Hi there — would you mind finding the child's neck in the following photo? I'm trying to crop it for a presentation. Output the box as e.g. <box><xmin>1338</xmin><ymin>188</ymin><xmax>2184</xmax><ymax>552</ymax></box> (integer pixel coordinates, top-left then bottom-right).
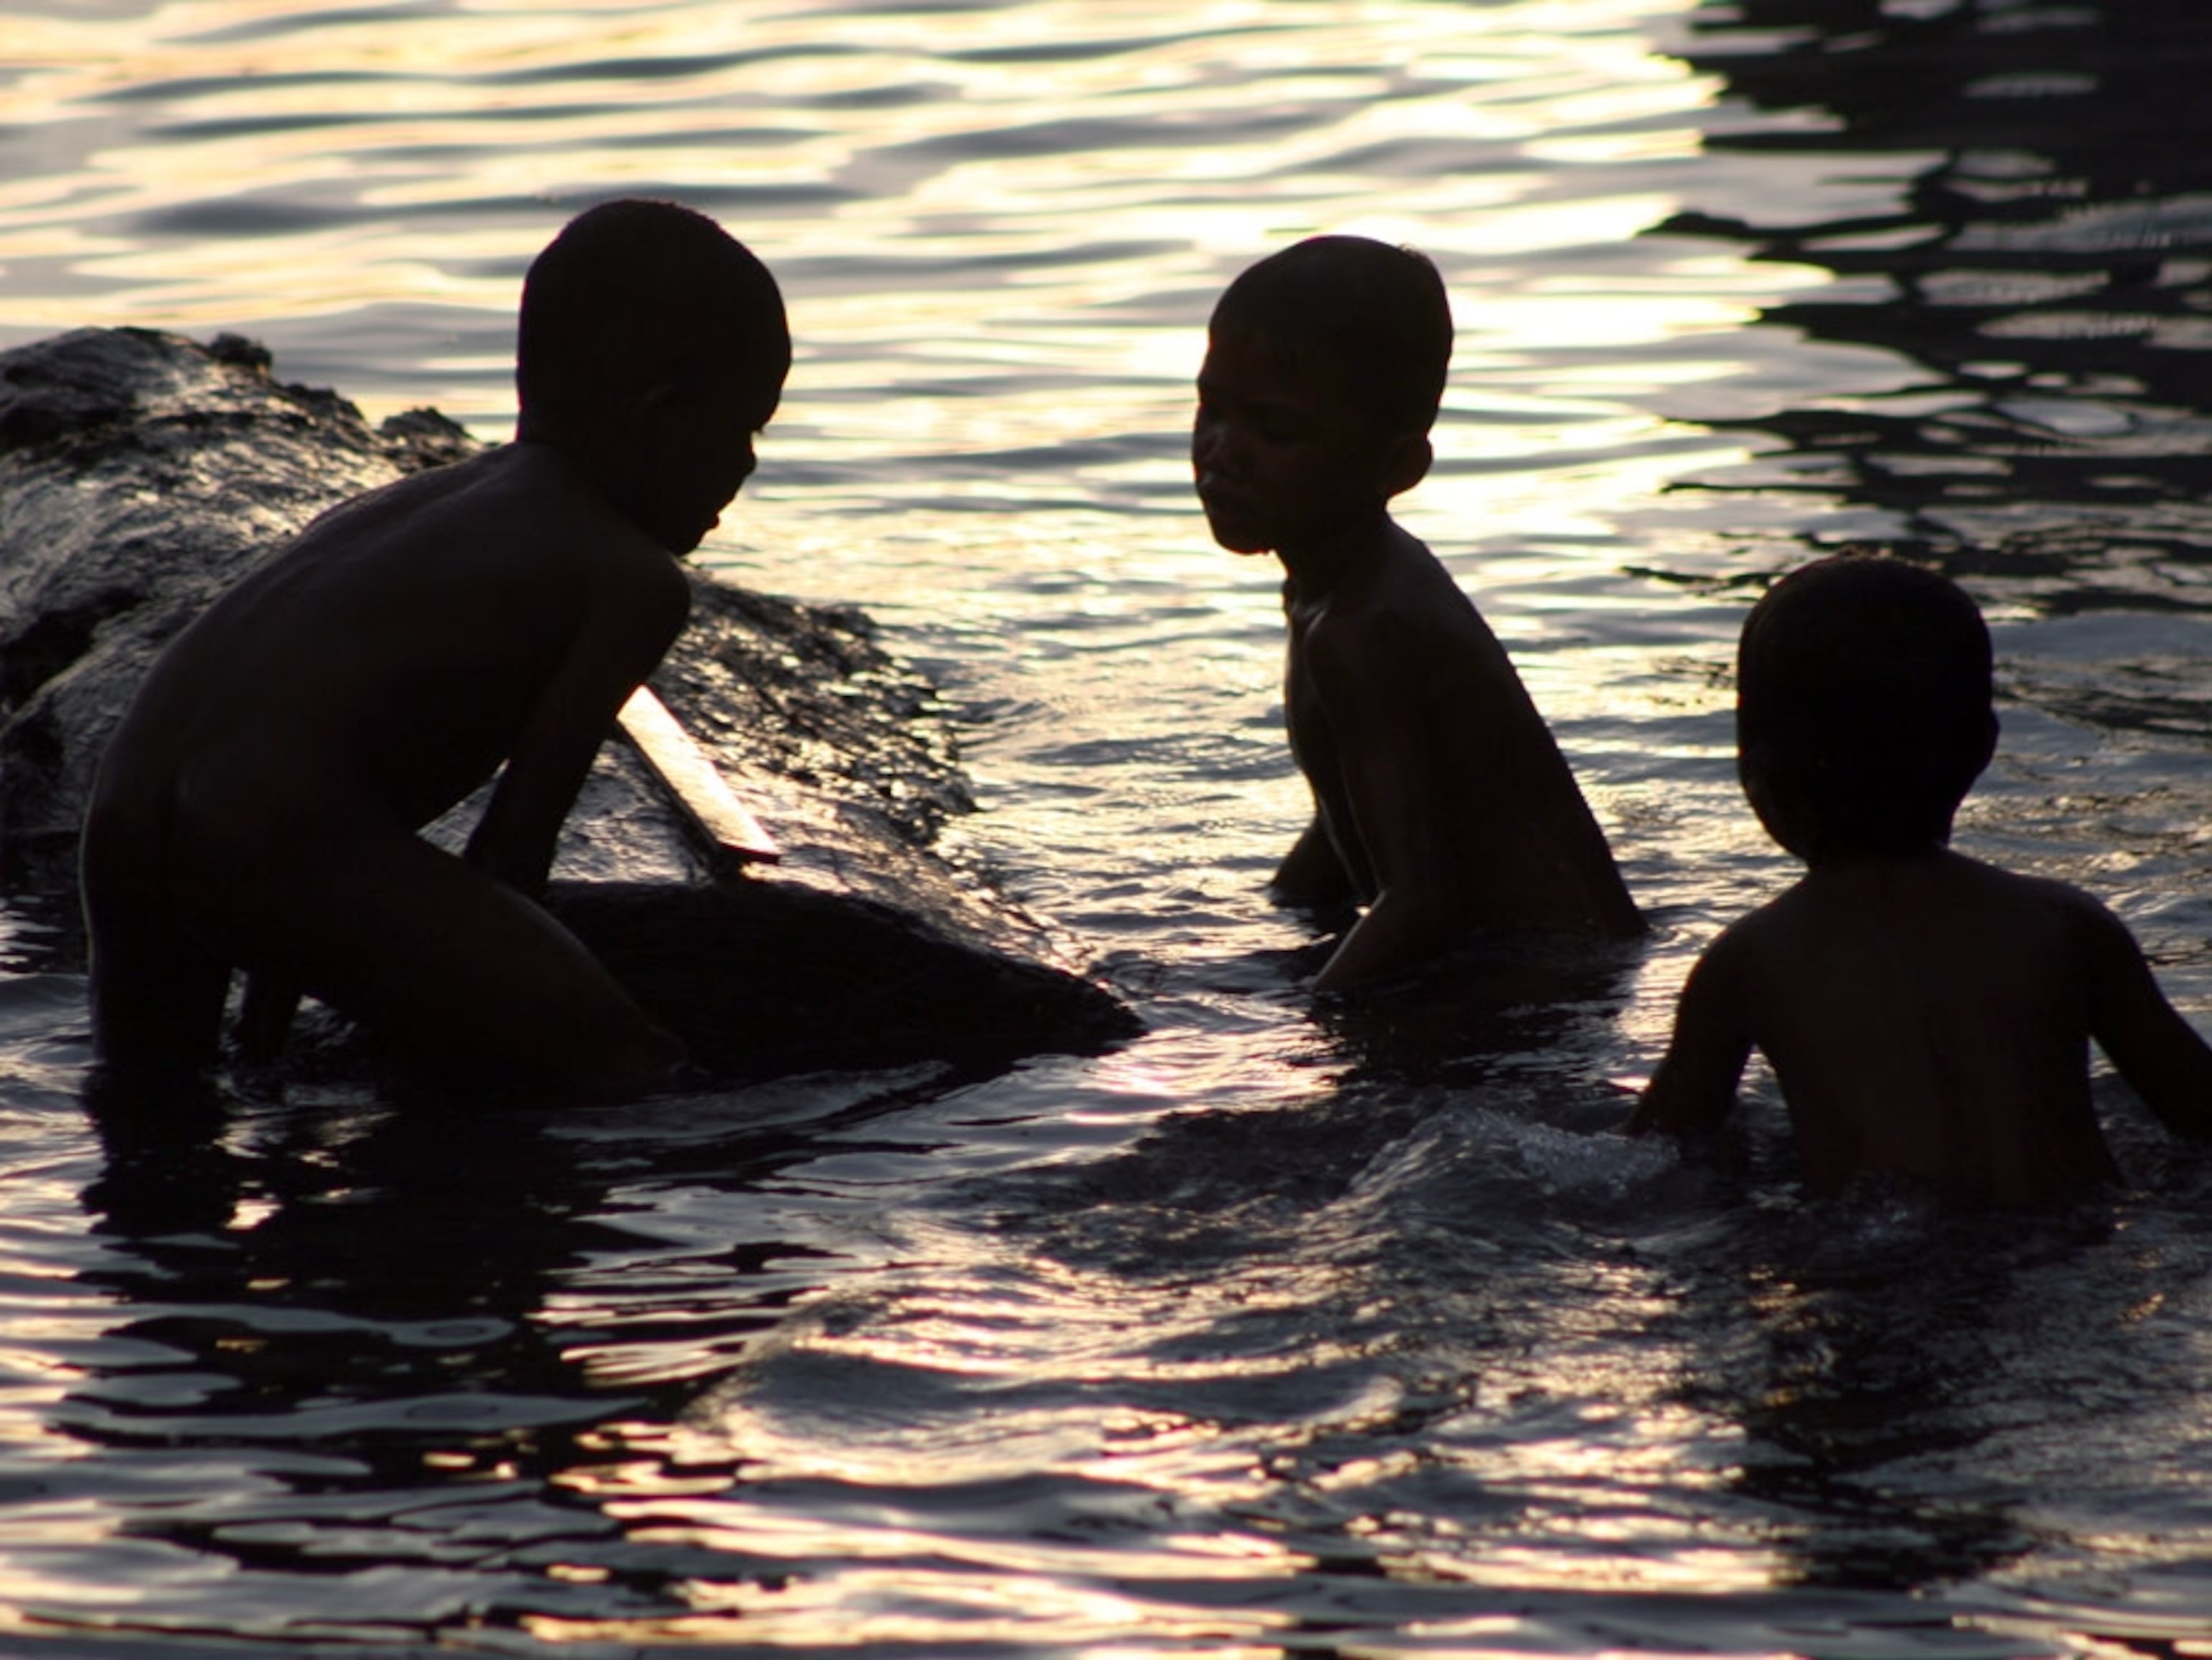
<box><xmin>1803</xmin><ymin>842</ymin><xmax>1954</xmax><ymax>876</ymax></box>
<box><xmin>512</xmin><ymin>423</ymin><xmax>688</xmax><ymax>552</ymax></box>
<box><xmin>1276</xmin><ymin>506</ymin><xmax>1394</xmax><ymax>594</ymax></box>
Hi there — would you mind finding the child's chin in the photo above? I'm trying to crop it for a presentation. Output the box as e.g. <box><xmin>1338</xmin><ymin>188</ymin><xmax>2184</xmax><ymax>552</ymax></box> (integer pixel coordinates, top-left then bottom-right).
<box><xmin>1202</xmin><ymin>515</ymin><xmax>1273</xmax><ymax>555</ymax></box>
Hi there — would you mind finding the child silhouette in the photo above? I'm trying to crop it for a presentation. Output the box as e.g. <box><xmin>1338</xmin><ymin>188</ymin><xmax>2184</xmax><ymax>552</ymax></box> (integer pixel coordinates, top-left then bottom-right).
<box><xmin>1631</xmin><ymin>554</ymin><xmax>2212</xmax><ymax>1202</ymax></box>
<box><xmin>1193</xmin><ymin>236</ymin><xmax>1639</xmax><ymax>992</ymax></box>
<box><xmin>82</xmin><ymin>199</ymin><xmax>788</xmax><ymax>1096</ymax></box>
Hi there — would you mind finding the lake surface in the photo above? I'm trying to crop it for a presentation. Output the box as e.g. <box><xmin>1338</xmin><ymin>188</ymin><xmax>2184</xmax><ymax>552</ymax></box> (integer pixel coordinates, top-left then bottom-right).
<box><xmin>6</xmin><ymin>0</ymin><xmax>2212</xmax><ymax>1652</ymax></box>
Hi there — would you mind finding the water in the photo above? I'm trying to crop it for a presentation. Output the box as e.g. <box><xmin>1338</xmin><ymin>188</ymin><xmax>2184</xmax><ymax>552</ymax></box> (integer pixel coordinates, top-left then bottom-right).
<box><xmin>5</xmin><ymin>0</ymin><xmax>2212</xmax><ymax>1651</ymax></box>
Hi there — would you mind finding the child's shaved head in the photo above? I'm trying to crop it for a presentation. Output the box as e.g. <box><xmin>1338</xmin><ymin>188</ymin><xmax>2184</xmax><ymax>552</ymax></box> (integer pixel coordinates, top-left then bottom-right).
<box><xmin>517</xmin><ymin>198</ymin><xmax>789</xmax><ymax>443</ymax></box>
<box><xmin>1737</xmin><ymin>553</ymin><xmax>1997</xmax><ymax>862</ymax></box>
<box><xmin>1210</xmin><ymin>235</ymin><xmax>1452</xmax><ymax>437</ymax></box>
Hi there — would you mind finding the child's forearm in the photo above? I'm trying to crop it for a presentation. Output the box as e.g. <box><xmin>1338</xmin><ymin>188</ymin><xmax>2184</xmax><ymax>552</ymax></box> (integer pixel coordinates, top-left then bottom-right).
<box><xmin>1627</xmin><ymin>949</ymin><xmax>1753</xmax><ymax>1137</ymax></box>
<box><xmin>2099</xmin><ymin>994</ymin><xmax>2212</xmax><ymax>1140</ymax></box>
<box><xmin>1311</xmin><ymin>890</ymin><xmax>1437</xmax><ymax>993</ymax></box>
<box><xmin>465</xmin><ymin>753</ymin><xmax>590</xmax><ymax>898</ymax></box>
<box><xmin>1271</xmin><ymin>816</ymin><xmax>1357</xmax><ymax>907</ymax></box>
<box><xmin>1624</xmin><ymin>1060</ymin><xmax>1725</xmax><ymax>1137</ymax></box>
<box><xmin>464</xmin><ymin>814</ymin><xmax>559</xmax><ymax>899</ymax></box>
<box><xmin>2083</xmin><ymin>901</ymin><xmax>2212</xmax><ymax>1138</ymax></box>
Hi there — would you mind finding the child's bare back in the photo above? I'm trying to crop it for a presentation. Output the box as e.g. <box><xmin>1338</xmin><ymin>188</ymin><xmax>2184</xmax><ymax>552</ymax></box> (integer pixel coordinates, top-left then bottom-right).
<box><xmin>82</xmin><ymin>200</ymin><xmax>788</xmax><ymax>1096</ymax></box>
<box><xmin>1631</xmin><ymin>555</ymin><xmax>2212</xmax><ymax>1204</ymax></box>
<box><xmin>1637</xmin><ymin>849</ymin><xmax>2212</xmax><ymax>1201</ymax></box>
<box><xmin>104</xmin><ymin>447</ymin><xmax>682</xmax><ymax>859</ymax></box>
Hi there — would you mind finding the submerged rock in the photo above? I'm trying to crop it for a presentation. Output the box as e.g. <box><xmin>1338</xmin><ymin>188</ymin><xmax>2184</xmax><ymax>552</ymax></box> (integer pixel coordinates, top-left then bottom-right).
<box><xmin>0</xmin><ymin>327</ymin><xmax>1135</xmax><ymax>1081</ymax></box>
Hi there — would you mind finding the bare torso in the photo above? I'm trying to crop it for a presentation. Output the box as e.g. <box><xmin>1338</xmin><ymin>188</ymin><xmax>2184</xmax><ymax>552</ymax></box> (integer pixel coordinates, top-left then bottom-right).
<box><xmin>1707</xmin><ymin>853</ymin><xmax>2120</xmax><ymax>1199</ymax></box>
<box><xmin>92</xmin><ymin>443</ymin><xmax>689</xmax><ymax>878</ymax></box>
<box><xmin>1280</xmin><ymin>520</ymin><xmax>1638</xmax><ymax>962</ymax></box>
<box><xmin>81</xmin><ymin>439</ymin><xmax>695</xmax><ymax>1091</ymax></box>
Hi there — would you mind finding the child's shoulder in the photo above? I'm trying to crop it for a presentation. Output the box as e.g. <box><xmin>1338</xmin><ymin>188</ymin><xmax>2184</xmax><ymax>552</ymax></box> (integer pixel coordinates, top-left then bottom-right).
<box><xmin>1330</xmin><ymin>525</ymin><xmax>1498</xmax><ymax>646</ymax></box>
<box><xmin>1693</xmin><ymin>885</ymin><xmax>1797</xmax><ymax>980</ymax></box>
<box><xmin>341</xmin><ymin>443</ymin><xmax>673</xmax><ymax>577</ymax></box>
<box><xmin>1368</xmin><ymin>519</ymin><xmax>1463</xmax><ymax>590</ymax></box>
<box><xmin>1928</xmin><ymin>850</ymin><xmax>2118</xmax><ymax>931</ymax></box>
<box><xmin>1775</xmin><ymin>848</ymin><xmax>2093</xmax><ymax>908</ymax></box>
<box><xmin>1730</xmin><ymin>849</ymin><xmax>2122</xmax><ymax>974</ymax></box>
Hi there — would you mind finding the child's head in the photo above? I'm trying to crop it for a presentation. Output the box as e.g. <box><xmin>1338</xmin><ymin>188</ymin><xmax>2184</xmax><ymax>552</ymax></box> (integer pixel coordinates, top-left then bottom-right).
<box><xmin>516</xmin><ymin>200</ymin><xmax>788</xmax><ymax>547</ymax></box>
<box><xmin>1194</xmin><ymin>236</ymin><xmax>1450</xmax><ymax>556</ymax></box>
<box><xmin>518</xmin><ymin>199</ymin><xmax>788</xmax><ymax>440</ymax></box>
<box><xmin>1209</xmin><ymin>235</ymin><xmax>1451</xmax><ymax>438</ymax></box>
<box><xmin>1736</xmin><ymin>554</ymin><xmax>1997</xmax><ymax>864</ymax></box>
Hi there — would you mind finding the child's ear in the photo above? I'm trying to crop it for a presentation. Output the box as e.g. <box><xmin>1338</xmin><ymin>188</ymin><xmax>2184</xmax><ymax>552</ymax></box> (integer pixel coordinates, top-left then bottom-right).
<box><xmin>629</xmin><ymin>379</ymin><xmax>683</xmax><ymax>434</ymax></box>
<box><xmin>1378</xmin><ymin>432</ymin><xmax>1432</xmax><ymax>498</ymax></box>
<box><xmin>625</xmin><ymin>381</ymin><xmax>701</xmax><ymax>477</ymax></box>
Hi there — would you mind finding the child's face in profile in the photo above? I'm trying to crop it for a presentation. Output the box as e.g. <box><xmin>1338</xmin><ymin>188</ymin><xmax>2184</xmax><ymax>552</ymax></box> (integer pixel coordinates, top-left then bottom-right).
<box><xmin>1193</xmin><ymin>325</ymin><xmax>1392</xmax><ymax>557</ymax></box>
<box><xmin>637</xmin><ymin>367</ymin><xmax>784</xmax><ymax>553</ymax></box>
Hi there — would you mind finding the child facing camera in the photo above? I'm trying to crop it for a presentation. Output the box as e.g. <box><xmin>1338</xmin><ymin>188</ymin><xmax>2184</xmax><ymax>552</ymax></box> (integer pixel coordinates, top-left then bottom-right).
<box><xmin>1629</xmin><ymin>554</ymin><xmax>2212</xmax><ymax>1204</ymax></box>
<box><xmin>1193</xmin><ymin>235</ymin><xmax>1640</xmax><ymax>993</ymax></box>
<box><xmin>82</xmin><ymin>199</ymin><xmax>789</xmax><ymax>1098</ymax></box>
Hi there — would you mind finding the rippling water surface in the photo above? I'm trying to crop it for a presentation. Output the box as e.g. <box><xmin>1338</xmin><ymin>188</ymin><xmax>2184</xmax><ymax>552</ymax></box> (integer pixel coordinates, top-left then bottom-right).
<box><xmin>7</xmin><ymin>1</ymin><xmax>2212</xmax><ymax>1653</ymax></box>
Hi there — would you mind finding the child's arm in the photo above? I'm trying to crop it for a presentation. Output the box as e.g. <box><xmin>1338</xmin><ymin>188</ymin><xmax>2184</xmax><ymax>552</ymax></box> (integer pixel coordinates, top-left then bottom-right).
<box><xmin>1271</xmin><ymin>816</ymin><xmax>1358</xmax><ymax>908</ymax></box>
<box><xmin>2080</xmin><ymin>897</ymin><xmax>2212</xmax><ymax>1140</ymax></box>
<box><xmin>1626</xmin><ymin>939</ymin><xmax>1755</xmax><ymax>1138</ymax></box>
<box><xmin>1300</xmin><ymin>616</ymin><xmax>1457</xmax><ymax>992</ymax></box>
<box><xmin>466</xmin><ymin>564</ymin><xmax>691</xmax><ymax>899</ymax></box>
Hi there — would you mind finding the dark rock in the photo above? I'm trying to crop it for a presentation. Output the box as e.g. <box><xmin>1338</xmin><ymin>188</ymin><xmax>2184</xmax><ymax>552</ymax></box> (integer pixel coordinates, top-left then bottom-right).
<box><xmin>0</xmin><ymin>327</ymin><xmax>1135</xmax><ymax>1082</ymax></box>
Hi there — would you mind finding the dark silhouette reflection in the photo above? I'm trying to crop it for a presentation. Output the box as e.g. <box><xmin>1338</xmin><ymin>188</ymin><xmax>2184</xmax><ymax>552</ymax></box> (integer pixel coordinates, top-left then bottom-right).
<box><xmin>1663</xmin><ymin>0</ymin><xmax>2212</xmax><ymax>614</ymax></box>
<box><xmin>1645</xmin><ymin>1181</ymin><xmax>2126</xmax><ymax>1594</ymax></box>
<box><xmin>1310</xmin><ymin>932</ymin><xmax>1640</xmax><ymax>1097</ymax></box>
<box><xmin>1639</xmin><ymin>1086</ymin><xmax>2212</xmax><ymax>1600</ymax></box>
<box><xmin>58</xmin><ymin>1078</ymin><xmax>930</xmax><ymax>1641</ymax></box>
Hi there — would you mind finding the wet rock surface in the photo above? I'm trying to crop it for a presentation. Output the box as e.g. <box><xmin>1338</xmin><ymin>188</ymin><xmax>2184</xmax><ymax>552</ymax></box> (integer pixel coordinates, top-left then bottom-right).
<box><xmin>0</xmin><ymin>327</ymin><xmax>1134</xmax><ymax>1081</ymax></box>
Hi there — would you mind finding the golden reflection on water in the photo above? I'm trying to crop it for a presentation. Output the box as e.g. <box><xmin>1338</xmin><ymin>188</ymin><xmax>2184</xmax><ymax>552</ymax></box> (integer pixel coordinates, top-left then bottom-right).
<box><xmin>0</xmin><ymin>0</ymin><xmax>1766</xmax><ymax>929</ymax></box>
<box><xmin>523</xmin><ymin>1589</ymin><xmax>1295</xmax><ymax>1653</ymax></box>
<box><xmin>0</xmin><ymin>0</ymin><xmax>1750</xmax><ymax>451</ymax></box>
<box><xmin>518</xmin><ymin>1161</ymin><xmax>1786</xmax><ymax>1636</ymax></box>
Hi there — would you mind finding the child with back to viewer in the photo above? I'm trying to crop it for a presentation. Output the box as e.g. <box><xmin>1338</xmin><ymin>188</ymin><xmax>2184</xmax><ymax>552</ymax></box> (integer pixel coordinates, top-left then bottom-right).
<box><xmin>1192</xmin><ymin>235</ymin><xmax>1641</xmax><ymax>992</ymax></box>
<box><xmin>81</xmin><ymin>198</ymin><xmax>789</xmax><ymax>1098</ymax></box>
<box><xmin>1628</xmin><ymin>553</ymin><xmax>2212</xmax><ymax>1204</ymax></box>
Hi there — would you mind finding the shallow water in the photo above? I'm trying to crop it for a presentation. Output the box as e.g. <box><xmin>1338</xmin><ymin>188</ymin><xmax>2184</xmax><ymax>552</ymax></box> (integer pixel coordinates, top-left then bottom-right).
<box><xmin>6</xmin><ymin>0</ymin><xmax>2212</xmax><ymax>1652</ymax></box>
